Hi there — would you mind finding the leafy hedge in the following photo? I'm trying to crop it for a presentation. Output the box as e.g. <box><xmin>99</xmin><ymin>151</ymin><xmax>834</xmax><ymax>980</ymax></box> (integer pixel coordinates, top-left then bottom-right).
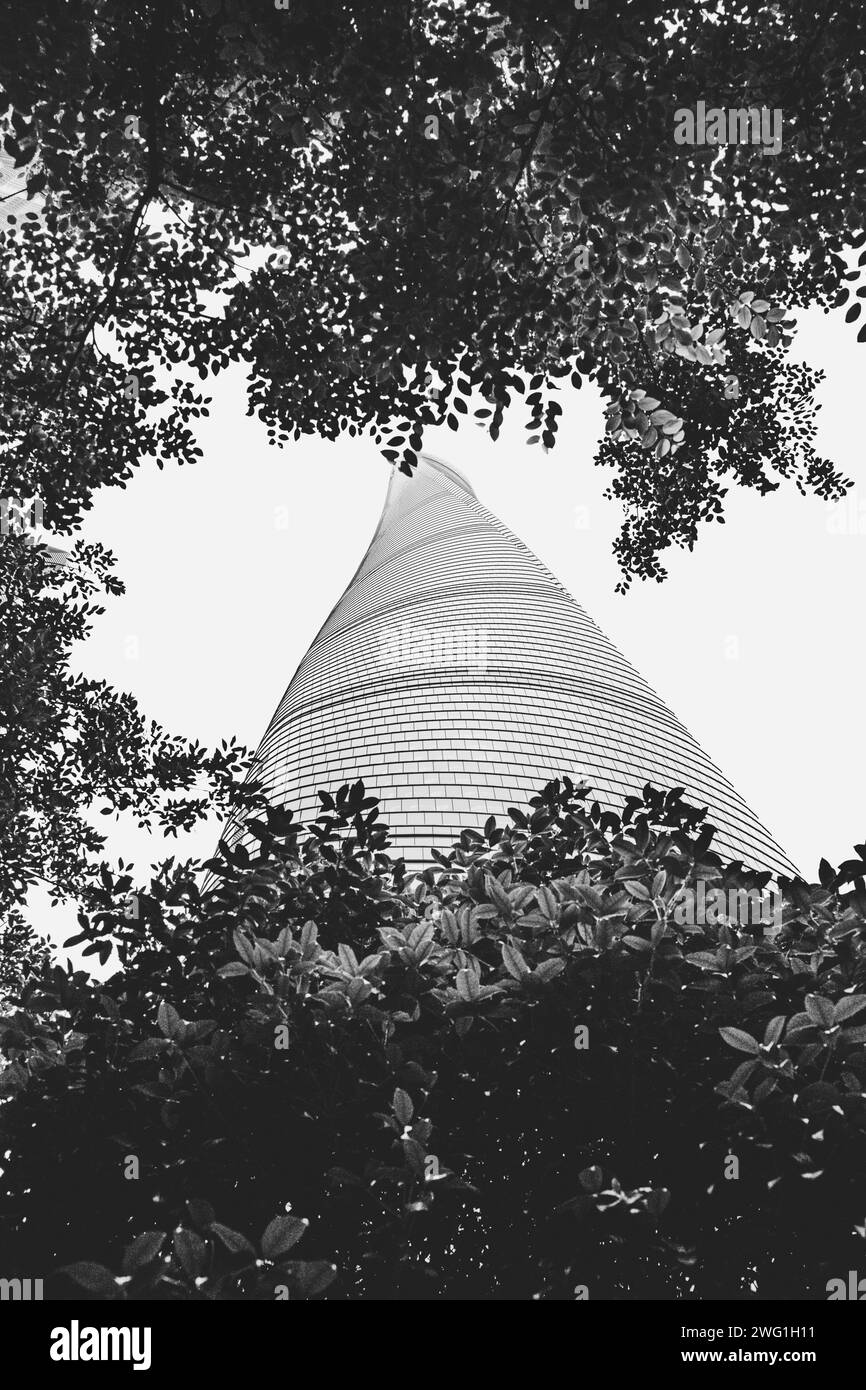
<box><xmin>2</xmin><ymin>777</ymin><xmax>866</xmax><ymax>1300</ymax></box>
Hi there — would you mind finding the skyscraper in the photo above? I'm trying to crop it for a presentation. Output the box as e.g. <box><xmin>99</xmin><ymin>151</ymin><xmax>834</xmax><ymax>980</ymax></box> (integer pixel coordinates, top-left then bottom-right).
<box><xmin>239</xmin><ymin>453</ymin><xmax>796</xmax><ymax>876</ymax></box>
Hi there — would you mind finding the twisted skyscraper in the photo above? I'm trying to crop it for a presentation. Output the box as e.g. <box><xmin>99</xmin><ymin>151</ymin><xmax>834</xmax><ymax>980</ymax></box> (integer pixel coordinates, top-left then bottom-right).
<box><xmin>240</xmin><ymin>454</ymin><xmax>796</xmax><ymax>876</ymax></box>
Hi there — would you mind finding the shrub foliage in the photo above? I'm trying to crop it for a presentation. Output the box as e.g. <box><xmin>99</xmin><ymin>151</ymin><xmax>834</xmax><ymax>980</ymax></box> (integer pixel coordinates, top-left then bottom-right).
<box><xmin>2</xmin><ymin>778</ymin><xmax>866</xmax><ymax>1300</ymax></box>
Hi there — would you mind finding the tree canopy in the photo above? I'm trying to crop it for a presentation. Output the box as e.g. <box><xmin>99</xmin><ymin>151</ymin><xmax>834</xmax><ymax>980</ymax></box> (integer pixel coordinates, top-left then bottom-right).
<box><xmin>0</xmin><ymin>0</ymin><xmax>863</xmax><ymax>588</ymax></box>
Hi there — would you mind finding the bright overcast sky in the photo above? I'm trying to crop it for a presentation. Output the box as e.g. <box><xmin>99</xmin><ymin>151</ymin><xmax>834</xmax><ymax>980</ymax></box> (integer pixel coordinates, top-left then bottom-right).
<box><xmin>29</xmin><ymin>300</ymin><xmax>865</xmax><ymax>950</ymax></box>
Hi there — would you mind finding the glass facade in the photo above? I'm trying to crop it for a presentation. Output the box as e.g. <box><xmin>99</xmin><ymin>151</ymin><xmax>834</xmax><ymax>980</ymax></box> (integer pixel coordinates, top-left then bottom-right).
<box><xmin>234</xmin><ymin>453</ymin><xmax>797</xmax><ymax>876</ymax></box>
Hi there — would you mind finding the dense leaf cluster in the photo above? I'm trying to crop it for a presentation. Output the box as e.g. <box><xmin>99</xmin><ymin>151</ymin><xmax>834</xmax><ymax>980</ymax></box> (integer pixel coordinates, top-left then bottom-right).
<box><xmin>2</xmin><ymin>778</ymin><xmax>866</xmax><ymax>1300</ymax></box>
<box><xmin>1</xmin><ymin>1</ymin><xmax>864</xmax><ymax>584</ymax></box>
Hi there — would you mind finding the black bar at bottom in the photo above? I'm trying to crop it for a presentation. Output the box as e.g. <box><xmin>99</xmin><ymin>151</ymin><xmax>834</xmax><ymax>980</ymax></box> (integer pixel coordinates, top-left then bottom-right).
<box><xmin>2</xmin><ymin>1295</ymin><xmax>857</xmax><ymax>1377</ymax></box>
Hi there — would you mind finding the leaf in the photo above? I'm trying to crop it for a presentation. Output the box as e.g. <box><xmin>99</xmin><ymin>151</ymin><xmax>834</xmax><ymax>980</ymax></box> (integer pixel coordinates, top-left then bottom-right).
<box><xmin>535</xmin><ymin>885</ymin><xmax>558</xmax><ymax>918</ymax></box>
<box><xmin>455</xmin><ymin>967</ymin><xmax>479</xmax><ymax>1002</ymax></box>
<box><xmin>835</xmin><ymin>995</ymin><xmax>866</xmax><ymax>1022</ymax></box>
<box><xmin>719</xmin><ymin>1027</ymin><xmax>760</xmax><ymax>1054</ymax></box>
<box><xmin>625</xmin><ymin>880</ymin><xmax>650</xmax><ymax>901</ymax></box>
<box><xmin>501</xmin><ymin>941</ymin><xmax>530</xmax><ymax>980</ymax></box>
<box><xmin>337</xmin><ymin>942</ymin><xmax>359</xmax><ymax>973</ymax></box>
<box><xmin>392</xmin><ymin>1087</ymin><xmax>414</xmax><ymax>1126</ymax></box>
<box><xmin>439</xmin><ymin>909</ymin><xmax>460</xmax><ymax>944</ymax></box>
<box><xmin>402</xmin><ymin>1137</ymin><xmax>427</xmax><ymax>1176</ymax></box>
<box><xmin>218</xmin><ymin>961</ymin><xmax>250</xmax><ymax>978</ymax></box>
<box><xmin>275</xmin><ymin>926</ymin><xmax>294</xmax><ymax>956</ymax></box>
<box><xmin>407</xmin><ymin>921</ymin><xmax>435</xmax><ymax>953</ymax></box>
<box><xmin>61</xmin><ymin>1262</ymin><xmax>117</xmax><ymax>1294</ymax></box>
<box><xmin>157</xmin><ymin>1000</ymin><xmax>183</xmax><ymax>1039</ymax></box>
<box><xmin>186</xmin><ymin>1199</ymin><xmax>216</xmax><ymax>1230</ymax></box>
<box><xmin>127</xmin><ymin>1037</ymin><xmax>172</xmax><ymax>1061</ymax></box>
<box><xmin>173</xmin><ymin>1228</ymin><xmax>207</xmax><ymax>1278</ymax></box>
<box><xmin>508</xmin><ymin>884</ymin><xmax>535</xmax><ymax>912</ymax></box>
<box><xmin>210</xmin><ymin>1222</ymin><xmax>255</xmax><ymax>1256</ymax></box>
<box><xmin>122</xmin><ymin>1231</ymin><xmax>166</xmax><ymax>1274</ymax></box>
<box><xmin>532</xmin><ymin>958</ymin><xmax>565</xmax><ymax>982</ymax></box>
<box><xmin>232</xmin><ymin>929</ymin><xmax>258</xmax><ymax>968</ymax></box>
<box><xmin>798</xmin><ymin>1082</ymin><xmax>841</xmax><ymax>1115</ymax></box>
<box><xmin>645</xmin><ymin>1187</ymin><xmax>671</xmax><ymax>1218</ymax></box>
<box><xmin>804</xmin><ymin>994</ymin><xmax>836</xmax><ymax>1028</ymax></box>
<box><xmin>261</xmin><ymin>1214</ymin><xmax>308</xmax><ymax>1259</ymax></box>
<box><xmin>578</xmin><ymin>1165</ymin><xmax>603</xmax><ymax>1192</ymax></box>
<box><xmin>623</xmin><ymin>934</ymin><xmax>652</xmax><ymax>952</ymax></box>
<box><xmin>818</xmin><ymin>858</ymin><xmax>836</xmax><ymax>888</ymax></box>
<box><xmin>292</xmin><ymin>1260</ymin><xmax>337</xmax><ymax>1298</ymax></box>
<box><xmin>686</xmin><ymin>950</ymin><xmax>719</xmax><ymax>971</ymax></box>
<box><xmin>486</xmin><ymin>874</ymin><xmax>513</xmax><ymax>914</ymax></box>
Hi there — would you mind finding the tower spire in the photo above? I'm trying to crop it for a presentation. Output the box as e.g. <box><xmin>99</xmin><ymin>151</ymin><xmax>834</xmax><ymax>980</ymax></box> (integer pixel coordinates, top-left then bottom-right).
<box><xmin>241</xmin><ymin>454</ymin><xmax>796</xmax><ymax>875</ymax></box>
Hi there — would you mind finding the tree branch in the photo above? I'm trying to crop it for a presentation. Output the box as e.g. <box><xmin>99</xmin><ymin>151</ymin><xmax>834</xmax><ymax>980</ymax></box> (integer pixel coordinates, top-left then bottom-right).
<box><xmin>488</xmin><ymin>17</ymin><xmax>581</xmax><ymax>260</ymax></box>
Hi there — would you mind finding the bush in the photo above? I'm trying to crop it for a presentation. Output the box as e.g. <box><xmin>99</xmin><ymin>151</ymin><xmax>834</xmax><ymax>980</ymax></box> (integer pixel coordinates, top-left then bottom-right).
<box><xmin>2</xmin><ymin>777</ymin><xmax>866</xmax><ymax>1300</ymax></box>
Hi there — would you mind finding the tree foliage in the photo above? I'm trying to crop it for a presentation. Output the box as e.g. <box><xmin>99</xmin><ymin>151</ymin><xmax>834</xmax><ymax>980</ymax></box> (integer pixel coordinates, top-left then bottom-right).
<box><xmin>3</xmin><ymin>777</ymin><xmax>866</xmax><ymax>1299</ymax></box>
<box><xmin>0</xmin><ymin>0</ymin><xmax>864</xmax><ymax>586</ymax></box>
<box><xmin>0</xmin><ymin>908</ymin><xmax>50</xmax><ymax>1002</ymax></box>
<box><xmin>0</xmin><ymin>531</ymin><xmax>261</xmax><ymax>917</ymax></box>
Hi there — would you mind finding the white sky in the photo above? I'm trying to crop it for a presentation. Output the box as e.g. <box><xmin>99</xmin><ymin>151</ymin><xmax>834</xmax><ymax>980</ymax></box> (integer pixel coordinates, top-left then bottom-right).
<box><xmin>28</xmin><ymin>302</ymin><xmax>865</xmax><ymax>950</ymax></box>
